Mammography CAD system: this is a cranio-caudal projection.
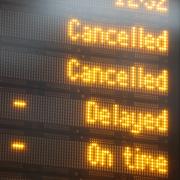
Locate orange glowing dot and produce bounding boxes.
[13,100,27,108]
[12,142,25,151]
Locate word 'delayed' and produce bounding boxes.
[86,100,168,135]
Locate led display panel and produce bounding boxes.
[0,174,32,180]
[0,88,168,139]
[0,131,168,178]
[0,7,169,57]
[0,0,169,15]
[0,47,168,99]
[0,0,175,179]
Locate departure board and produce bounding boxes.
[0,131,168,178]
[0,47,168,99]
[0,88,168,139]
[0,0,179,179]
[0,0,169,57]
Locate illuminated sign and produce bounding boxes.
[0,0,169,15]
[87,143,113,167]
[0,132,168,177]
[68,18,168,55]
[115,0,168,13]
[123,146,168,174]
[67,59,168,95]
[0,48,168,97]
[0,89,168,137]
[87,143,168,175]
[86,100,168,135]
[0,10,169,56]
[0,1,172,179]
